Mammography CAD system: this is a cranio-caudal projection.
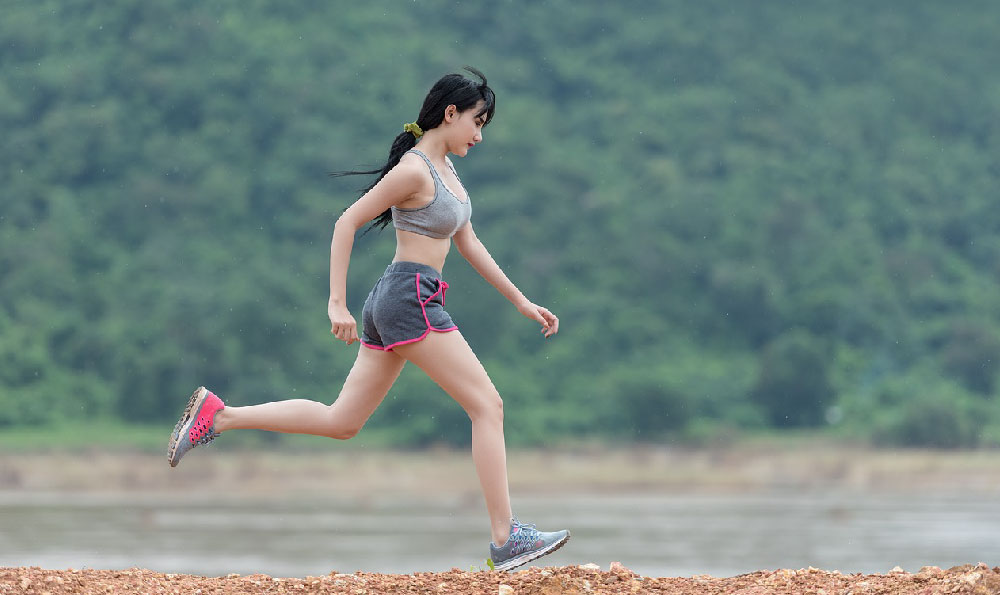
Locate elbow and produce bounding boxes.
[331,216,361,249]
[334,213,362,234]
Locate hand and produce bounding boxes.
[517,301,559,338]
[328,300,359,345]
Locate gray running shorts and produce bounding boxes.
[360,261,458,351]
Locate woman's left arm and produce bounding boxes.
[453,223,559,338]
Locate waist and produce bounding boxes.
[385,261,443,279]
[392,229,449,274]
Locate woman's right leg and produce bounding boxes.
[212,346,406,439]
[392,330,513,547]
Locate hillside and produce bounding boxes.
[3,1,1000,446]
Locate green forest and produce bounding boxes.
[3,1,1000,449]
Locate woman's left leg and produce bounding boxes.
[393,330,512,546]
[213,346,406,438]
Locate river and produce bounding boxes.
[1,488,996,577]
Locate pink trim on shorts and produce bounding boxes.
[360,272,457,352]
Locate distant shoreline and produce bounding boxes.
[3,442,1000,495]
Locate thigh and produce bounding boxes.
[392,330,501,418]
[329,345,407,425]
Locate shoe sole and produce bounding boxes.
[494,531,571,572]
[167,386,209,467]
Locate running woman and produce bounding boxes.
[166,67,570,571]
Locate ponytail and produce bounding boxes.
[329,130,418,233]
[330,66,496,234]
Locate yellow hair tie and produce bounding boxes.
[403,121,423,139]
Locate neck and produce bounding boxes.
[414,132,450,161]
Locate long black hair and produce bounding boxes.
[331,66,496,233]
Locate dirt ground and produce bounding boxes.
[4,562,1000,595]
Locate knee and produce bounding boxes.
[324,406,363,440]
[328,425,360,440]
[470,392,504,425]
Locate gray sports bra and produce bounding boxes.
[391,149,472,239]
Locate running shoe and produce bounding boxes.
[167,386,225,467]
[490,517,570,571]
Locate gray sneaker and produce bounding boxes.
[490,517,570,571]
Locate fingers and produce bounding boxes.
[537,306,559,338]
[330,321,359,345]
[521,302,559,338]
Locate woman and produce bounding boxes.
[166,67,569,571]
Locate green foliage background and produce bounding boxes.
[3,1,1000,448]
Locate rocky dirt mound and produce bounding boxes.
[3,562,999,594]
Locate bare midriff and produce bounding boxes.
[392,228,451,274]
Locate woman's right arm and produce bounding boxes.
[327,161,424,345]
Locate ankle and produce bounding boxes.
[492,523,511,547]
[213,407,232,433]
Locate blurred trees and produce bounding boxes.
[3,1,1000,448]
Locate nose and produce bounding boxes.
[474,130,483,143]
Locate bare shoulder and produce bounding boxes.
[388,152,428,182]
[391,152,435,206]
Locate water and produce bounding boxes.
[1,489,997,577]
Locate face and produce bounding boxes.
[444,100,486,157]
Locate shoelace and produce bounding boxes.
[508,517,541,555]
[512,516,537,530]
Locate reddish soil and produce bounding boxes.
[3,562,999,595]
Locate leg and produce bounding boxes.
[213,346,406,439]
[393,331,512,546]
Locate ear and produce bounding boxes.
[443,104,458,123]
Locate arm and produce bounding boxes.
[453,222,559,338]
[327,162,424,344]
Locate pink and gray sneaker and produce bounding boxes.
[167,386,225,467]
